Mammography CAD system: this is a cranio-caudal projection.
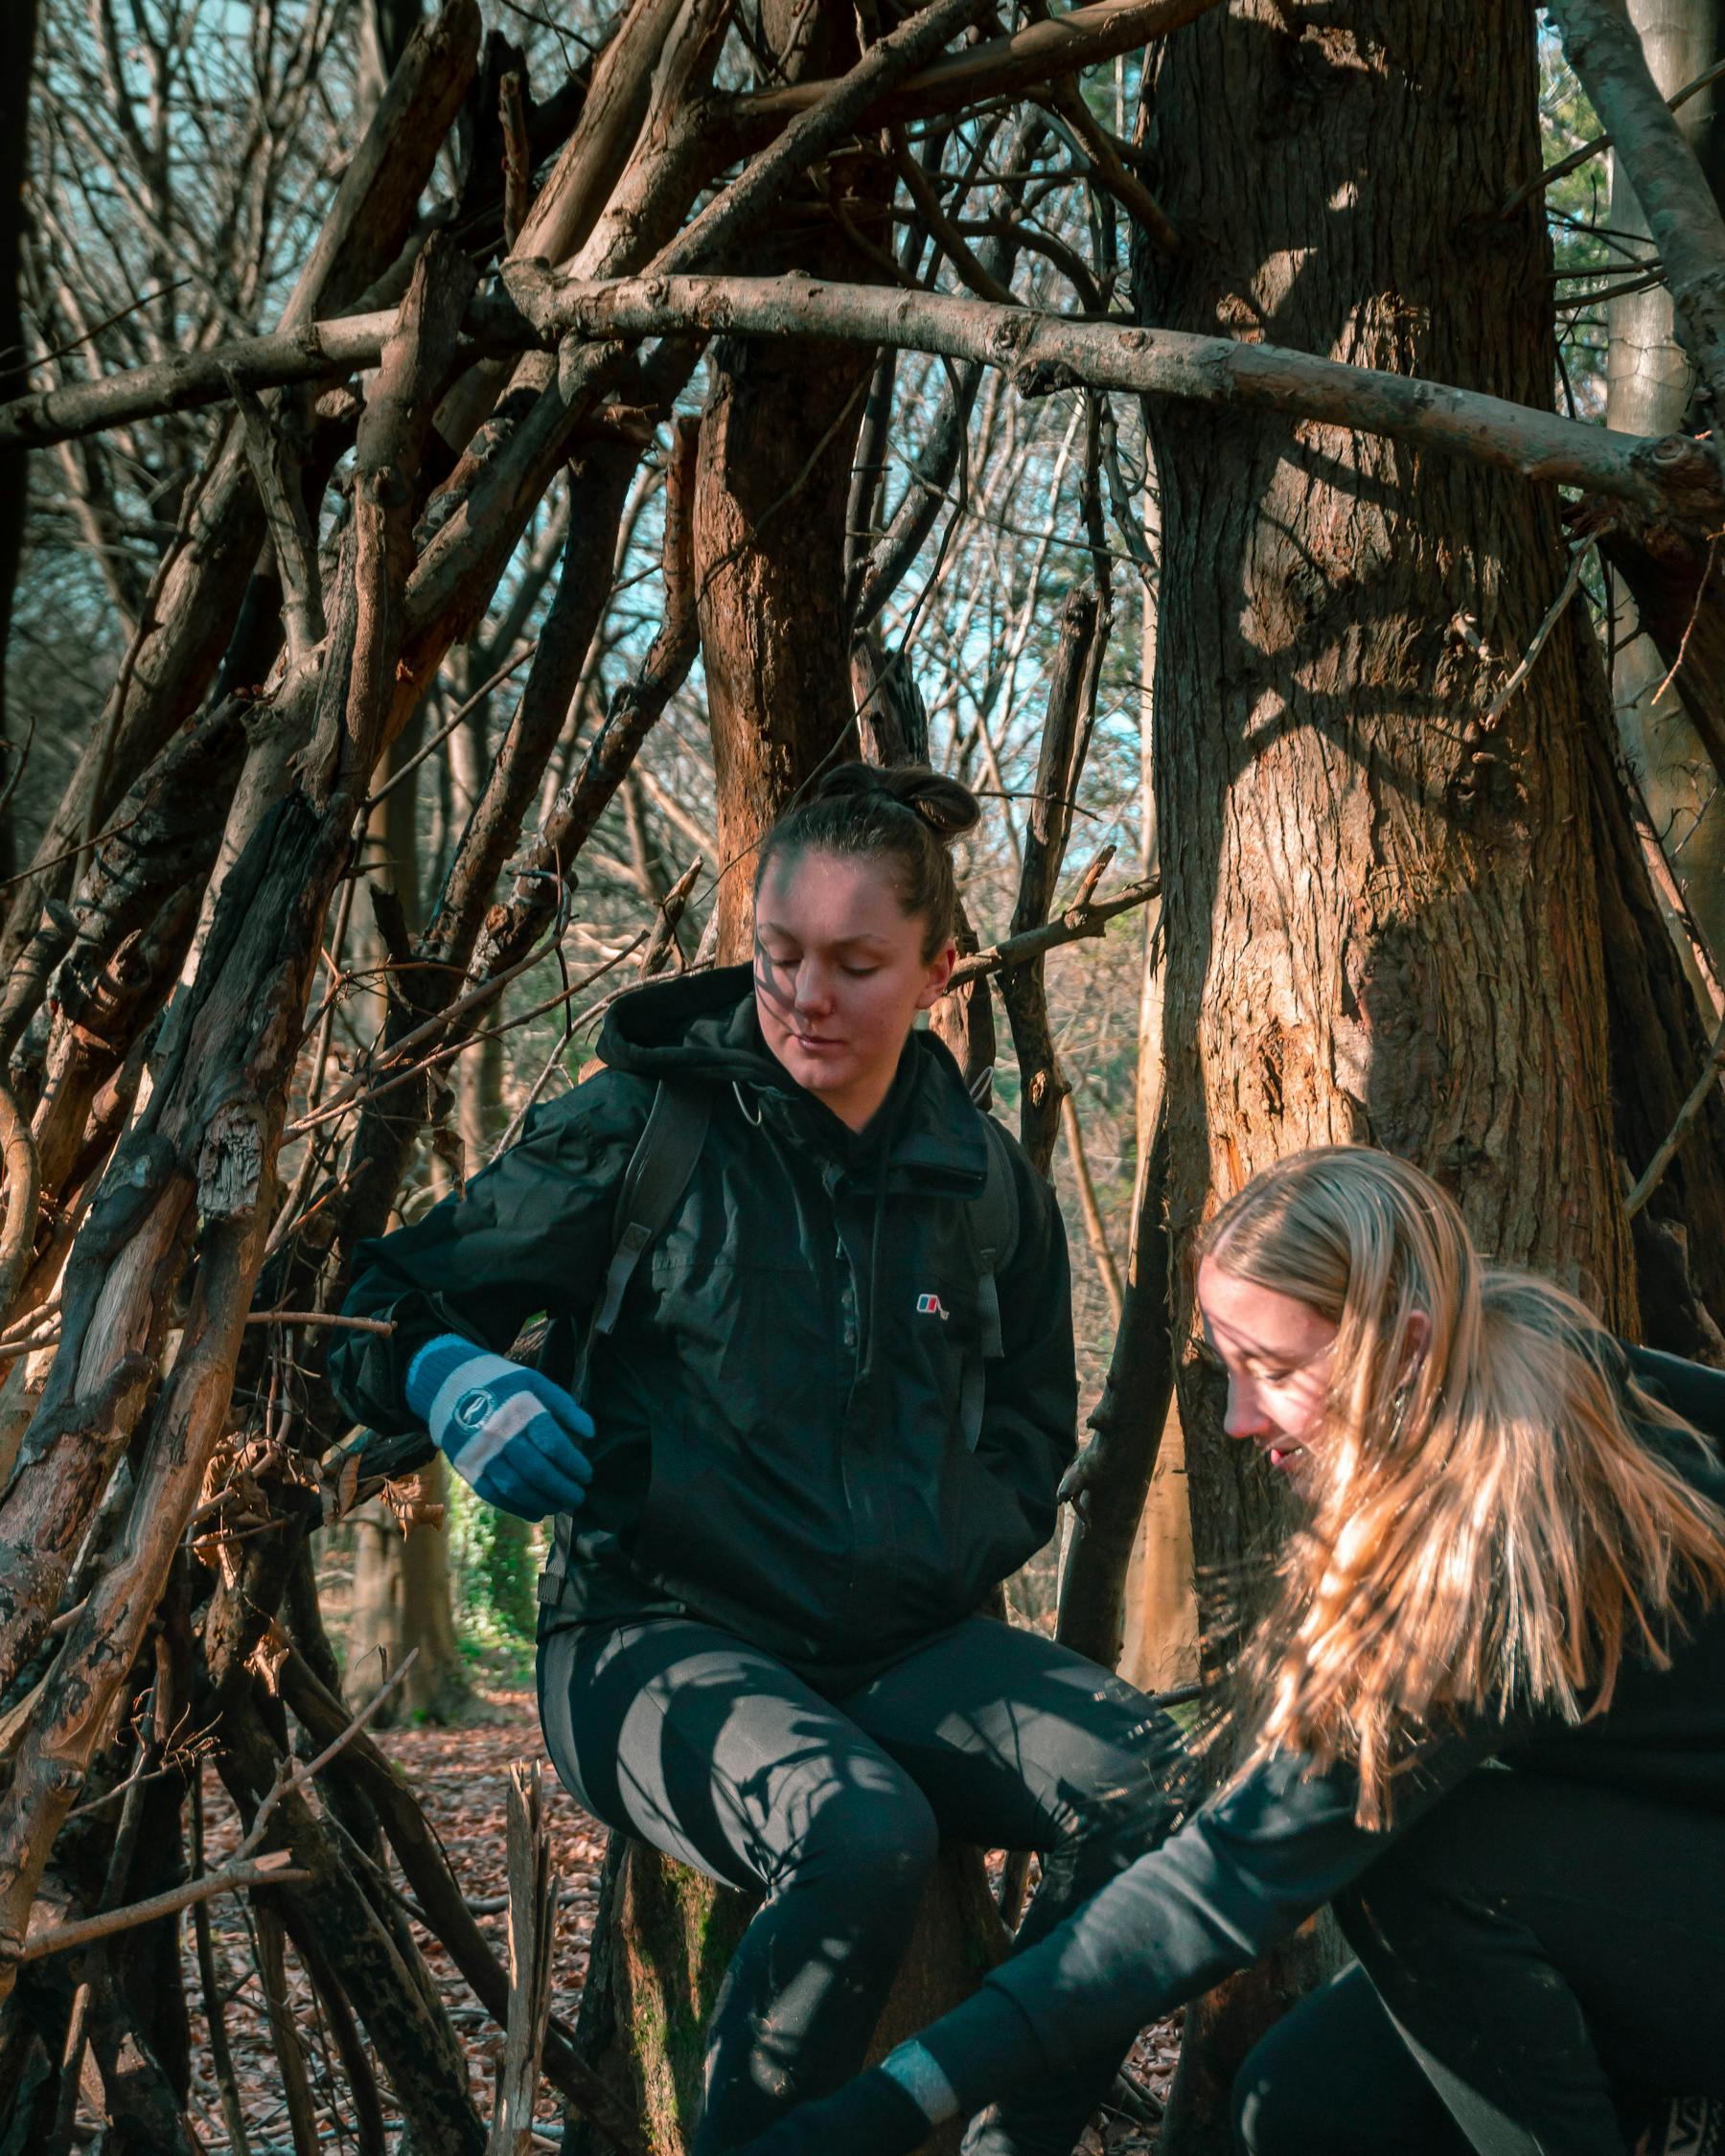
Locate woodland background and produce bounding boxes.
[2,0,1724,2151]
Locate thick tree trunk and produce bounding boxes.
[694,5,887,963]
[1134,6,1638,2145]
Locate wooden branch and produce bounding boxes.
[1033,78,1181,258]
[486,1763,558,2156]
[947,869,1160,987]
[189,1777,251,2156]
[0,312,494,448]
[1480,534,1598,728]
[1062,1090,1123,1327]
[242,1310,396,1332]
[1626,1009,1725,1218]
[1549,0,1725,422]
[499,70,531,251]
[662,0,997,280]
[281,0,483,332]
[638,858,702,979]
[276,1647,645,2153]
[11,1848,308,1966]
[472,413,702,985]
[1056,1108,1172,1670]
[889,126,1016,305]
[504,273,1724,518]
[726,0,1224,135]
[225,370,325,667]
[997,580,1105,1175]
[0,1078,41,1324]
[15,269,1724,524]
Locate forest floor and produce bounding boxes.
[189,1670,1178,2152]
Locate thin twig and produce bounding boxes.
[1499,53,1725,218]
[947,871,1159,988]
[1479,535,1598,729]
[10,1850,309,1966]
[1648,528,1723,709]
[362,639,540,812]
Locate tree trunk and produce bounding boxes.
[694,3,888,964]
[1606,0,1725,972]
[1134,6,1638,2144]
[0,0,39,886]
[343,723,470,1725]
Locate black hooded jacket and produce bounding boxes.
[329,968,1078,1679]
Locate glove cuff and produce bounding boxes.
[405,1333,491,1422]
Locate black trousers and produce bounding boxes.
[538,1613,1184,2156]
[1233,1770,1725,2156]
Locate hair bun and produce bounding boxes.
[816,762,980,843]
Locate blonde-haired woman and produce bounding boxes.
[737,1145,1725,2156]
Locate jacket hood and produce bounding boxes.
[596,965,988,1190]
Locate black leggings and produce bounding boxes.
[1233,1771,1725,2156]
[538,1614,1184,2156]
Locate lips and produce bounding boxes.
[1264,1444,1301,1472]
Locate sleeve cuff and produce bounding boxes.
[404,1333,488,1421]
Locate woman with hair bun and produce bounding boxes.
[736,1144,1725,2156]
[331,764,1187,2154]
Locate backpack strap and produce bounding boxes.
[543,1077,711,1613]
[589,1078,711,1346]
[960,1111,1020,1451]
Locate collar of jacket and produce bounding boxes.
[599,963,988,1198]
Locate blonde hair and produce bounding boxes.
[1202,1146,1725,1825]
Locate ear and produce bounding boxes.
[916,938,957,1010]
[1400,1309,1432,1374]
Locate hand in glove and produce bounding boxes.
[730,2069,935,2156]
[405,1334,593,1522]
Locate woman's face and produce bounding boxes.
[1196,1255,1338,1479]
[754,849,954,1132]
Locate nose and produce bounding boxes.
[793,959,834,1015]
[1222,1374,1271,1441]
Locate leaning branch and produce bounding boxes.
[1625,1010,1725,1218]
[13,275,1713,522]
[16,273,1708,521]
[725,0,1223,136]
[10,1850,309,1966]
[514,272,1719,516]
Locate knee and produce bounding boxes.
[774,1768,939,1905]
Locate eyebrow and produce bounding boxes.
[1203,1317,1305,1365]
[756,923,894,951]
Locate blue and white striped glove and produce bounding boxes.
[404,1334,594,1523]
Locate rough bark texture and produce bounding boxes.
[1134,7,1638,2144]
[0,0,39,886]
